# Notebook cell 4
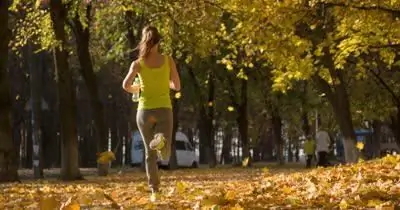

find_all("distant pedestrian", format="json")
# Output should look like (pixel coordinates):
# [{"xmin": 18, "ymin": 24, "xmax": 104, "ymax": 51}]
[
  {"xmin": 315, "ymin": 129, "xmax": 331, "ymax": 167},
  {"xmin": 303, "ymin": 135, "xmax": 316, "ymax": 168}
]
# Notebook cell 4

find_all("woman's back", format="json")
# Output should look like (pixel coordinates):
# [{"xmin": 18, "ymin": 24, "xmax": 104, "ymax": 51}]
[{"xmin": 137, "ymin": 54, "xmax": 171, "ymax": 110}]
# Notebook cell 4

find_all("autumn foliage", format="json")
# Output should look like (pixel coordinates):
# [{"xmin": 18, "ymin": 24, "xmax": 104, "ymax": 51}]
[{"xmin": 0, "ymin": 155, "xmax": 399, "ymax": 209}]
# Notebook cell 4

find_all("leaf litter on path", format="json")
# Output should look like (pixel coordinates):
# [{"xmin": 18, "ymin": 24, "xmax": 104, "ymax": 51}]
[{"xmin": 1, "ymin": 156, "xmax": 400, "ymax": 209}]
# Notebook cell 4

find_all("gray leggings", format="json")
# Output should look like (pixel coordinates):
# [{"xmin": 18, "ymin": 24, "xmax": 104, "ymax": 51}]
[{"xmin": 136, "ymin": 108, "xmax": 173, "ymax": 190}]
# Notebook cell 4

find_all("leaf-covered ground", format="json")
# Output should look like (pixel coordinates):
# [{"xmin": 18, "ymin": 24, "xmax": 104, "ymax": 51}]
[{"xmin": 1, "ymin": 156, "xmax": 400, "ymax": 209}]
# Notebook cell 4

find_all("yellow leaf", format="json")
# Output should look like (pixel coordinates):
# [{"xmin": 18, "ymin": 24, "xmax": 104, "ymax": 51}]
[
  {"xmin": 202, "ymin": 195, "xmax": 222, "ymax": 206},
  {"xmin": 97, "ymin": 151, "xmax": 116, "ymax": 164},
  {"xmin": 231, "ymin": 204, "xmax": 244, "ymax": 210},
  {"xmin": 356, "ymin": 142, "xmax": 364, "ymax": 150},
  {"xmin": 39, "ymin": 196, "xmax": 59, "ymax": 210},
  {"xmin": 227, "ymin": 106, "xmax": 234, "ymax": 112},
  {"xmin": 211, "ymin": 205, "xmax": 220, "ymax": 210},
  {"xmin": 339, "ymin": 199, "xmax": 348, "ymax": 209},
  {"xmin": 281, "ymin": 186, "xmax": 292, "ymax": 194},
  {"xmin": 394, "ymin": 163, "xmax": 400, "ymax": 170},
  {"xmin": 380, "ymin": 205, "xmax": 395, "ymax": 210},
  {"xmin": 242, "ymin": 157, "xmax": 249, "ymax": 167},
  {"xmin": 226, "ymin": 64, "xmax": 233, "ymax": 71},
  {"xmin": 224, "ymin": 190, "xmax": 236, "ymax": 201},
  {"xmin": 175, "ymin": 92, "xmax": 181, "ymax": 99},
  {"xmin": 62, "ymin": 200, "xmax": 80, "ymax": 210},
  {"xmin": 176, "ymin": 181, "xmax": 187, "ymax": 194},
  {"xmin": 367, "ymin": 199, "xmax": 384, "ymax": 207}
]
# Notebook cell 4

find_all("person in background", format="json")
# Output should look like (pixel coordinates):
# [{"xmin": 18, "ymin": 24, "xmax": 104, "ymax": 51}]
[
  {"xmin": 315, "ymin": 128, "xmax": 331, "ymax": 167},
  {"xmin": 303, "ymin": 135, "xmax": 316, "ymax": 168},
  {"xmin": 122, "ymin": 25, "xmax": 181, "ymax": 202}
]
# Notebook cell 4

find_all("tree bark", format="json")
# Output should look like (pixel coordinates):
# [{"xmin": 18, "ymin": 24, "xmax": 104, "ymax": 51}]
[
  {"xmin": 330, "ymin": 86, "xmax": 358, "ymax": 163},
  {"xmin": 237, "ymin": 78, "xmax": 250, "ymax": 166},
  {"xmin": 272, "ymin": 112, "xmax": 284, "ymax": 165},
  {"xmin": 206, "ymin": 70, "xmax": 216, "ymax": 168},
  {"xmin": 188, "ymin": 67, "xmax": 209, "ymax": 165},
  {"xmin": 221, "ymin": 124, "xmax": 232, "ymax": 164},
  {"xmin": 50, "ymin": 0, "xmax": 82, "ymax": 180},
  {"xmin": 27, "ymin": 45, "xmax": 44, "ymax": 178},
  {"xmin": 390, "ymin": 107, "xmax": 400, "ymax": 150},
  {"xmin": 0, "ymin": 1, "xmax": 19, "ymax": 182},
  {"xmin": 313, "ymin": 71, "xmax": 358, "ymax": 163},
  {"xmin": 288, "ymin": 139, "xmax": 293, "ymax": 162},
  {"xmin": 71, "ymin": 6, "xmax": 108, "ymax": 176},
  {"xmin": 169, "ymin": 97, "xmax": 179, "ymax": 169}
]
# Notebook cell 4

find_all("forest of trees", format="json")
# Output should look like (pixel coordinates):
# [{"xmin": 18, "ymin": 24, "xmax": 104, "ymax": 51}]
[{"xmin": 1, "ymin": 0, "xmax": 400, "ymax": 182}]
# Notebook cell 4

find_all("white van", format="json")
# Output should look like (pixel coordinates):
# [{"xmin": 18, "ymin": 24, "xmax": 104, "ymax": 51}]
[{"xmin": 130, "ymin": 131, "xmax": 198, "ymax": 168}]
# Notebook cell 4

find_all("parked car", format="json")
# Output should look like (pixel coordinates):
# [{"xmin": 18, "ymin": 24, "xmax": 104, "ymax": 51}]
[{"xmin": 130, "ymin": 131, "xmax": 198, "ymax": 168}]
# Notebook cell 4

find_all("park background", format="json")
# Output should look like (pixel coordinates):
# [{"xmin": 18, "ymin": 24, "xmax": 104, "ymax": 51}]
[{"xmin": 0, "ymin": 0, "xmax": 400, "ymax": 209}]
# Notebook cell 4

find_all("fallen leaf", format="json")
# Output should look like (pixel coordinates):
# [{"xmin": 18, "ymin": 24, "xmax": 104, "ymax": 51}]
[{"xmin": 39, "ymin": 196, "xmax": 59, "ymax": 210}]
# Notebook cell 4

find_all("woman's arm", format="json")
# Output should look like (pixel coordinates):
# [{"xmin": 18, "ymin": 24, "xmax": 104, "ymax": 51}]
[
  {"xmin": 169, "ymin": 56, "xmax": 181, "ymax": 91},
  {"xmin": 122, "ymin": 60, "xmax": 140, "ymax": 93}
]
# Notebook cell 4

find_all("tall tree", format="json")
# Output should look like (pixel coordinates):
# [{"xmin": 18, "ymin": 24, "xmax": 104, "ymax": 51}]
[
  {"xmin": 69, "ymin": 3, "xmax": 108, "ymax": 176},
  {"xmin": 27, "ymin": 45, "xmax": 44, "ymax": 178},
  {"xmin": 49, "ymin": 0, "xmax": 82, "ymax": 180},
  {"xmin": 0, "ymin": 0, "xmax": 19, "ymax": 182}
]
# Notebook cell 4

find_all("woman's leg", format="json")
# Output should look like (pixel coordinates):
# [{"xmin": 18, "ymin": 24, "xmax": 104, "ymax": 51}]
[
  {"xmin": 153, "ymin": 108, "xmax": 173, "ymax": 161},
  {"xmin": 136, "ymin": 110, "xmax": 159, "ymax": 191}
]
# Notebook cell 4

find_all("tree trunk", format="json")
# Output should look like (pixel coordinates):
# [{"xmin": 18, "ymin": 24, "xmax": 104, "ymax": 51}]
[
  {"xmin": 295, "ymin": 141, "xmax": 300, "ymax": 162},
  {"xmin": 186, "ymin": 127, "xmax": 194, "ymax": 145},
  {"xmin": 187, "ymin": 67, "xmax": 209, "ymax": 164},
  {"xmin": 390, "ymin": 107, "xmax": 400, "ymax": 150},
  {"xmin": 237, "ymin": 79, "xmax": 250, "ymax": 166},
  {"xmin": 198, "ymin": 115, "xmax": 208, "ymax": 164},
  {"xmin": 287, "ymin": 139, "xmax": 293, "ymax": 162},
  {"xmin": 221, "ymin": 124, "xmax": 232, "ymax": 164},
  {"xmin": 330, "ymin": 87, "xmax": 358, "ymax": 163},
  {"xmin": 71, "ymin": 7, "xmax": 108, "ymax": 176},
  {"xmin": 302, "ymin": 112, "xmax": 310, "ymax": 137},
  {"xmin": 272, "ymin": 113, "xmax": 284, "ymax": 165},
  {"xmin": 25, "ymin": 118, "xmax": 33, "ymax": 168},
  {"xmin": 0, "ymin": 1, "xmax": 19, "ymax": 182},
  {"xmin": 50, "ymin": 0, "xmax": 82, "ymax": 180},
  {"xmin": 206, "ymin": 70, "xmax": 216, "ymax": 168},
  {"xmin": 169, "ymin": 97, "xmax": 179, "ymax": 170},
  {"xmin": 27, "ymin": 45, "xmax": 44, "ymax": 178},
  {"xmin": 314, "ymin": 72, "xmax": 358, "ymax": 163}
]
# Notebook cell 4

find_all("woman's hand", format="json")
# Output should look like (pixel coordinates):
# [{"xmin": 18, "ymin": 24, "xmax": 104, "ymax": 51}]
[
  {"xmin": 122, "ymin": 60, "xmax": 140, "ymax": 93},
  {"xmin": 129, "ymin": 84, "xmax": 140, "ymax": 94},
  {"xmin": 169, "ymin": 56, "xmax": 181, "ymax": 91}
]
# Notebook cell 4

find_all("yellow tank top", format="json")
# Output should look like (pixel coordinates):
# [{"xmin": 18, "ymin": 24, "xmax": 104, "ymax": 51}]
[{"xmin": 137, "ymin": 55, "xmax": 172, "ymax": 110}]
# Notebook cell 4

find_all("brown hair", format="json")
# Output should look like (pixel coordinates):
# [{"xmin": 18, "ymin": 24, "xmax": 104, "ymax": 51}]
[{"xmin": 136, "ymin": 25, "xmax": 161, "ymax": 59}]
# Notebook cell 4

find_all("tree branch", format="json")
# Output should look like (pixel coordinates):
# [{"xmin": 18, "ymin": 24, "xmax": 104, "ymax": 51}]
[
  {"xmin": 366, "ymin": 64, "xmax": 400, "ymax": 105},
  {"xmin": 324, "ymin": 2, "xmax": 400, "ymax": 17},
  {"xmin": 215, "ymin": 70, "xmax": 239, "ymax": 108}
]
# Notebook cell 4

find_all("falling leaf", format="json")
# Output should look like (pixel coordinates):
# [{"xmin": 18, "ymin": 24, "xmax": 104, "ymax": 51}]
[
  {"xmin": 97, "ymin": 151, "xmax": 116, "ymax": 164},
  {"xmin": 175, "ymin": 92, "xmax": 181, "ymax": 99},
  {"xmin": 242, "ymin": 157, "xmax": 249, "ymax": 167},
  {"xmin": 227, "ymin": 106, "xmax": 234, "ymax": 112},
  {"xmin": 356, "ymin": 142, "xmax": 364, "ymax": 150}
]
